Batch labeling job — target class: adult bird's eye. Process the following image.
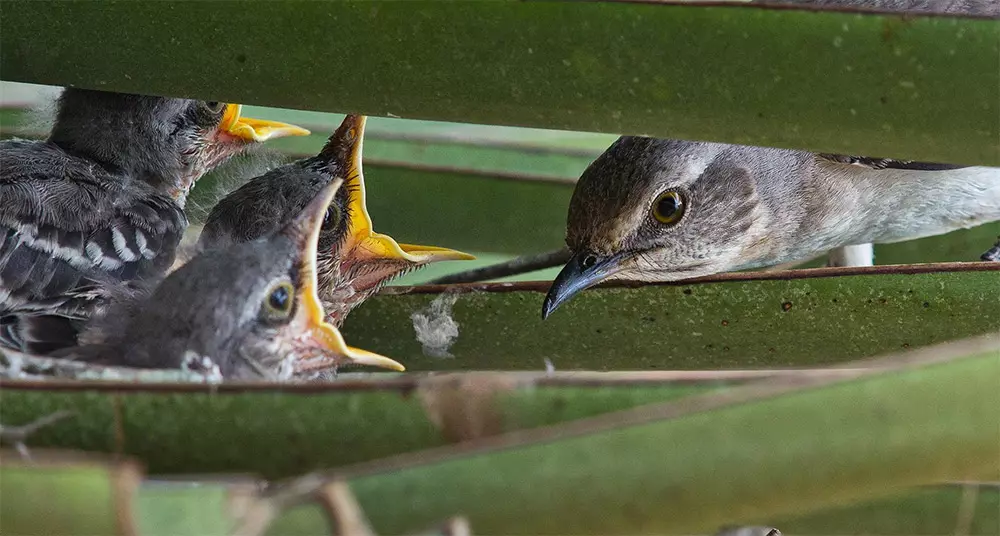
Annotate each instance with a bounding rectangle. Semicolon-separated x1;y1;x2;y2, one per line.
260;281;295;322
204;101;225;114
321;204;341;231
652;191;686;225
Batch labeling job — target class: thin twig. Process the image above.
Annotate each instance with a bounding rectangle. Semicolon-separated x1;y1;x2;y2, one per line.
427;248;571;285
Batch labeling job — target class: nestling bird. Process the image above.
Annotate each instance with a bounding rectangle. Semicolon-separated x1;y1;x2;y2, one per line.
542;139;1000;317
33;179;404;380
0;88;309;352
199;114;474;326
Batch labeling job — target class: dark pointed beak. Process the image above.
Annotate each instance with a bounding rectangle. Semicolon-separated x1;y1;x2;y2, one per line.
542;251;625;319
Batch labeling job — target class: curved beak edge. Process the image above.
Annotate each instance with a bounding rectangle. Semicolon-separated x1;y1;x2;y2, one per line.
349;233;476;265
299;321;406;373
541;252;622;320
220;104;311;142
396;242;476;263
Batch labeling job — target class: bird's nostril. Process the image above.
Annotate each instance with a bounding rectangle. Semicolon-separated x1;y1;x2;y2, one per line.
581;254;597;270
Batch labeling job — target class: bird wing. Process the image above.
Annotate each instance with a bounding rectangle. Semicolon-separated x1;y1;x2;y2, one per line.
0;140;185;350
816;153;967;171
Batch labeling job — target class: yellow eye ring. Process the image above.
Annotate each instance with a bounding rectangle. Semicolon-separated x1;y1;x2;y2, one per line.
652;190;686;225
261;281;295;322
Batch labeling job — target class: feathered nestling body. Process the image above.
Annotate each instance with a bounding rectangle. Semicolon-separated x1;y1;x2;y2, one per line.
200;115;473;326
10;180;404;380
0;89;308;352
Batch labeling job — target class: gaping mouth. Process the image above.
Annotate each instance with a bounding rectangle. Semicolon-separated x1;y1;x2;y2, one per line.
331;115;474;286
219;104;311;142
280;178;406;374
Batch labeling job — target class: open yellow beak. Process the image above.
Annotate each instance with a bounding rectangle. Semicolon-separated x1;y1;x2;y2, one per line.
338;115;475;265
284;178;404;373
220;103;311;142
348;236;477;265
298;292;405;373
297;264;405;373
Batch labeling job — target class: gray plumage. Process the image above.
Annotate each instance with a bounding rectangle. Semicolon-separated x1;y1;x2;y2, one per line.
544;139;999;316
39;179;402;379
0;89;306;353
540;0;999;317
578;139;997;272
199;116;363;326
198;142;352;258
67;223;315;377
200;114;472;326
0;91;214;352
765;0;998;16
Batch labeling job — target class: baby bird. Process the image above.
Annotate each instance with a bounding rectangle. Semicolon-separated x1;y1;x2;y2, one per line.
199;114;474;326
29;179;404;380
0;88;309;352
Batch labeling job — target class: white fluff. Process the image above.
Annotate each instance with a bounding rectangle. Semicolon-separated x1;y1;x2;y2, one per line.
411;293;461;358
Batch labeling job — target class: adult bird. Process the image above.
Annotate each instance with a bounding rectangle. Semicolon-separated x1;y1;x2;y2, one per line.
12;179;405;380
541;0;999;318
199;114;474;326
0;88;309;352
543;144;999;318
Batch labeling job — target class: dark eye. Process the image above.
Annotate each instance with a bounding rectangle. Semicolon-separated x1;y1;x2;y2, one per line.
261;281;295;321
321;204;341;231
204;101;226;114
652;191;686;225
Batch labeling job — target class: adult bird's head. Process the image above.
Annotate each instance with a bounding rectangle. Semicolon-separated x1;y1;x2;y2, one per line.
48;88;310;205
543;136;764;318
200;114;474;326
97;179;404;379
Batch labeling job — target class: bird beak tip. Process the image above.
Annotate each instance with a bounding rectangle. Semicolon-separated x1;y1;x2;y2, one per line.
540;301;554;320
397;243;477;263
220;103;311;143
345;347;406;372
300;320;406;373
541;251;621;320
540;288;568;320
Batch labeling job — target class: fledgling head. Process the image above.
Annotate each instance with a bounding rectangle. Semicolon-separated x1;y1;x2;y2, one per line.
49;88;310;205
543;136;765;318
76;179;404;379
200;114;474;326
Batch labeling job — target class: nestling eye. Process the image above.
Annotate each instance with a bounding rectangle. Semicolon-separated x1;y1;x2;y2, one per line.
204;101;226;114
652;191;686;225
260;281;295;321
321;204;341;231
